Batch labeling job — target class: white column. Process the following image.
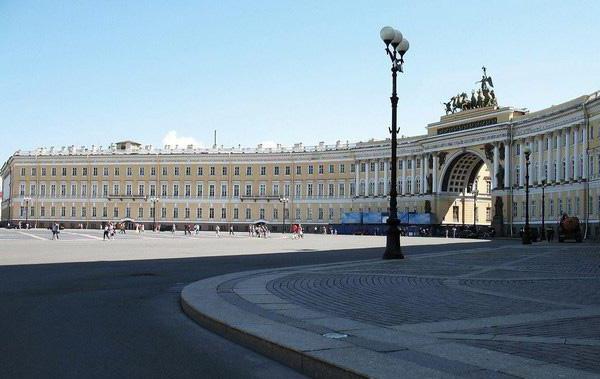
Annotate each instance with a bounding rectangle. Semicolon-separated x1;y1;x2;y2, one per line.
574;126;579;180
383;160;389;196
420;155;426;194
528;139;534;187
547;134;553;182
565;129;571;181
537;136;543;184
411;156;416;195
432;154;438;193
504;142;511;188
583;125;588;180
401;158;407;195
493;143;499;189
424;154;430;194
365;160;370;196
355;160;359;196
556;131;562;182
519;140;525;187
374;160;379;196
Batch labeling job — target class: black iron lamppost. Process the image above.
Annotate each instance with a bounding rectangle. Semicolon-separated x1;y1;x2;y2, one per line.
279;196;289;234
149;196;159;232
24;196;32;229
522;147;532;244
380;26;409;260
540;179;546;241
473;190;479;228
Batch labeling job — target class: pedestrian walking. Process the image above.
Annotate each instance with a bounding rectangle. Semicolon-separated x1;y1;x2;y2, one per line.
103;224;109;240
229;225;234;235
172;223;176;236
215;225;221;238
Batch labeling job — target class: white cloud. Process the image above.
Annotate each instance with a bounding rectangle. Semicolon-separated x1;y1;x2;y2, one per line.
161;130;203;148
260;140;278;148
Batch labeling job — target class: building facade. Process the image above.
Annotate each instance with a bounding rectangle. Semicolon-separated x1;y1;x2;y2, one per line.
2;92;600;236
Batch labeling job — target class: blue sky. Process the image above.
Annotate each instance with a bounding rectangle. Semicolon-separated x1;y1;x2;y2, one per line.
1;1;599;161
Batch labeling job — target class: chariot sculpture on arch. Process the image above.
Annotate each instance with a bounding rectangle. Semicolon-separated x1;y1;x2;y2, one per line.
443;66;498;114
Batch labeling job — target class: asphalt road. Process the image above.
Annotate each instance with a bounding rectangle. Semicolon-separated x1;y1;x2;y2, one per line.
0;234;502;378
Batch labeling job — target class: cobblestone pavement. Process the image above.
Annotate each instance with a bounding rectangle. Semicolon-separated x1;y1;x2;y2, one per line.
182;241;600;378
263;244;600;375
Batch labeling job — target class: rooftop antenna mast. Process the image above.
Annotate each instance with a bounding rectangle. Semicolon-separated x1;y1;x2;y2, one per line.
213;130;217;149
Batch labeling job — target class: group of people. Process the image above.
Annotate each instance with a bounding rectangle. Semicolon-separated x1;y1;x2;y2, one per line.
291;224;304;239
102;222;120;240
248;224;270;238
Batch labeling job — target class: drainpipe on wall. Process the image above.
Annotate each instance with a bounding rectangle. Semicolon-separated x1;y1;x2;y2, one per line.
508;122;514;237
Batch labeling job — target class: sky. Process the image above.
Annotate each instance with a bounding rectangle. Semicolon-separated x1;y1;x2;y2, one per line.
1;1;599;161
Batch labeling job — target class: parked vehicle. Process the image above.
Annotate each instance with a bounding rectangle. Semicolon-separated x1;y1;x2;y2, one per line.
558;214;582;243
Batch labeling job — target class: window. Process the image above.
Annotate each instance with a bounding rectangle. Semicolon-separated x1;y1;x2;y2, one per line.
140;167;145;176
259;184;266;196
161;207;167;218
139;184;145;196
222;166;227;176
209;184;215;197
245;208;251;220
221;208;226;219
318;165;324;174
72;167;77;176
350;183;356;196
210;166;215;175
308;165;314;174
197;208;202;219
185;207;190;219
234;166;239;176
42;167;47;176
284;184;290;197
61;184;66;196
113;207;119;218
174;167;180;176
161;184;167;196
127;167;132;176
295;184;301;198
52;167;57;176
126;184;132;196
185;184;191;197
186;166;191;176
138;207;144;218
329;208;334;220
245;184;252;196
114;167;120;176
32;167;37;176
379;161;385;171
246;166;252;176
259;208;265;220
92;207;97;218
197;167;203;176
173;184;179;197
339;183;345;197
296;166;302;175
113;184;119;196
453;206;459;222
221;184;227;197
285;166;290;175
233;184;240;197
197;184;203;197
173;208;179;219
295;208;301;220
371;162;376;172
350;164;355;173
126;207;131;218
260;166;266;176
150;167;156;176
162;167;168;176
329;164;334;174
274;166;280;175
340;164;345;173
273;208;278;220
307;208;313;220
273;184;279;196
209;208;215;219
307;183;313;197
62;167;67;176
41;206;46;217
233;208;239;219
318;183;324;197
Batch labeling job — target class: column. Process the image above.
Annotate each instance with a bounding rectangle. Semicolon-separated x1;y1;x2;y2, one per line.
421;154;426;194
411;156;416;195
365;160;369;196
504;142;511;188
424;154;430;194
432;154;438;193
519;140;525;187
401;158;407;195
374;160;379;196
573;126;579;180
493;143;499;189
383;159;389;196
547;133;553;182
537;136;543;183
556;131;562;182
528;139;534;187
565;129;571;181
583;125;588;180
355;160;359;196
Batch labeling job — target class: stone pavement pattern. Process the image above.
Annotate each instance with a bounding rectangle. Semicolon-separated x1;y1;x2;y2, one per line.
182;242;600;378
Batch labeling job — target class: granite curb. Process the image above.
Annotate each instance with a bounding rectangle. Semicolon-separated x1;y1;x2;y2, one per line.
181;249;600;378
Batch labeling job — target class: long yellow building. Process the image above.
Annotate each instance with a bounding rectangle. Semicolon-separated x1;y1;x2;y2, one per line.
2;91;600;237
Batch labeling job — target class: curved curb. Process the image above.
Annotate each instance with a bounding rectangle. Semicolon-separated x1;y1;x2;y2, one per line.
180;273;367;379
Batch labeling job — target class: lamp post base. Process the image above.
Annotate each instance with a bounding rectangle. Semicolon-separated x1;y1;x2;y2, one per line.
522;226;532;245
383;218;404;259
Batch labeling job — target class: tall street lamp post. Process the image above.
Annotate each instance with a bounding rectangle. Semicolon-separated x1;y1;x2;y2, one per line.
380;26;409;260
541;179;546;241
279;196;289;234
24;196;32;229
522;147;532;244
149;196;159;232
473;190;479;228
